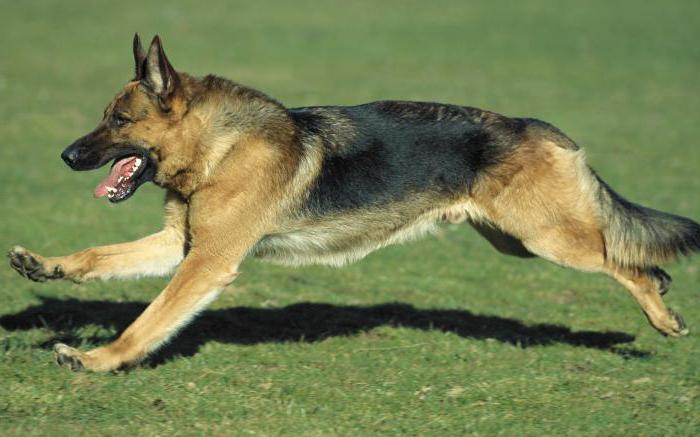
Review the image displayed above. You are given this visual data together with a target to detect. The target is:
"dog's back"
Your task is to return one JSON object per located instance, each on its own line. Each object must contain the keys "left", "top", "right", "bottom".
{"left": 292, "top": 101, "right": 521, "bottom": 211}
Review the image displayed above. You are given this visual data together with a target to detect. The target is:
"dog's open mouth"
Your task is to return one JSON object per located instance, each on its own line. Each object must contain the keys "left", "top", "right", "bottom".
{"left": 94, "top": 154, "right": 150, "bottom": 203}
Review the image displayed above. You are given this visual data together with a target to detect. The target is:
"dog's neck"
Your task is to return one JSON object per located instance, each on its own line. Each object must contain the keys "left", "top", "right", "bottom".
{"left": 155, "top": 74, "right": 296, "bottom": 198}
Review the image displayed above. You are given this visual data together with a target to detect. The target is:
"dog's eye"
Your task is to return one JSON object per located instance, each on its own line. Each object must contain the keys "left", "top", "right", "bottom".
{"left": 112, "top": 113, "right": 131, "bottom": 128}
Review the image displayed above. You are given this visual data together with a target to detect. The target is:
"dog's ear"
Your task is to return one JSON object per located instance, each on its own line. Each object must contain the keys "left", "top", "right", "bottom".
{"left": 141, "top": 35, "right": 179, "bottom": 105}
{"left": 133, "top": 33, "right": 146, "bottom": 80}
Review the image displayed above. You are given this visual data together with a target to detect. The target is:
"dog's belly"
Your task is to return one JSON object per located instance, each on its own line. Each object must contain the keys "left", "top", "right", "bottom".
{"left": 250, "top": 200, "right": 485, "bottom": 267}
{"left": 250, "top": 214, "right": 440, "bottom": 267}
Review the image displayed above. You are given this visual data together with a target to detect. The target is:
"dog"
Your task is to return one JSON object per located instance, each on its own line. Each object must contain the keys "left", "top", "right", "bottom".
{"left": 8, "top": 34, "right": 700, "bottom": 371}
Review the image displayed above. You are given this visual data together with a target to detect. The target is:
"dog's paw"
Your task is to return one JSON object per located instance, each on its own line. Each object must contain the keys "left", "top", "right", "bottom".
{"left": 8, "top": 246, "right": 63, "bottom": 282}
{"left": 54, "top": 343, "right": 85, "bottom": 371}
{"left": 651, "top": 308, "right": 690, "bottom": 338}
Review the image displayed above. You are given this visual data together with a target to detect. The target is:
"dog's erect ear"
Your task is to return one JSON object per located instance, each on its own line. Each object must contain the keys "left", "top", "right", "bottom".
{"left": 133, "top": 33, "right": 146, "bottom": 80}
{"left": 141, "top": 35, "right": 179, "bottom": 101}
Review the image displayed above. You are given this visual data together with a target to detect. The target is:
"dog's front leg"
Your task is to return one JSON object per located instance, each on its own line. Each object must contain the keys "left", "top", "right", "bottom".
{"left": 51, "top": 180, "right": 276, "bottom": 371}
{"left": 53, "top": 247, "right": 242, "bottom": 371}
{"left": 8, "top": 230, "right": 185, "bottom": 283}
{"left": 8, "top": 191, "right": 187, "bottom": 282}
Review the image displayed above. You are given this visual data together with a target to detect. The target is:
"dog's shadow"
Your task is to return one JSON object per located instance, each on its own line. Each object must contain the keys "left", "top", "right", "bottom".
{"left": 0, "top": 296, "right": 650, "bottom": 366}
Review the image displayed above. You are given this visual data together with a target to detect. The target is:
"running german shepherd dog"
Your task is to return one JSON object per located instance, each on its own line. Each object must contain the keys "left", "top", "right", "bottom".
{"left": 8, "top": 34, "right": 700, "bottom": 371}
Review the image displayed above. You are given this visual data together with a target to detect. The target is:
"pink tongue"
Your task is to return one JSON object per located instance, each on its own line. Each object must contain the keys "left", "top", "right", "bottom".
{"left": 94, "top": 156, "right": 138, "bottom": 198}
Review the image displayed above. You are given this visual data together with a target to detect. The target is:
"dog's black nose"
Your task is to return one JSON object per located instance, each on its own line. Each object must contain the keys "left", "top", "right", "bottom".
{"left": 61, "top": 148, "right": 79, "bottom": 167}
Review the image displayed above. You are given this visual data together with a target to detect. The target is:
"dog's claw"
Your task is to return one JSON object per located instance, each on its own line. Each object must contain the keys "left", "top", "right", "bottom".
{"left": 669, "top": 309, "right": 689, "bottom": 336}
{"left": 54, "top": 343, "right": 85, "bottom": 371}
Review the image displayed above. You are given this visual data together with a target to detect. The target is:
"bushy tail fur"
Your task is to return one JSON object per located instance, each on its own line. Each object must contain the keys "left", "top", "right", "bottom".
{"left": 595, "top": 173, "right": 700, "bottom": 268}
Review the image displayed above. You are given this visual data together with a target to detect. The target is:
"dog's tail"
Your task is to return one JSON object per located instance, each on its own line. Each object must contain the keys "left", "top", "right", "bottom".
{"left": 595, "top": 173, "right": 700, "bottom": 268}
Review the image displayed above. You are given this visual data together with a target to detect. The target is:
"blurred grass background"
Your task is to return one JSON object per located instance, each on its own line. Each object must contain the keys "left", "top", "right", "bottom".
{"left": 1, "top": 0, "right": 699, "bottom": 434}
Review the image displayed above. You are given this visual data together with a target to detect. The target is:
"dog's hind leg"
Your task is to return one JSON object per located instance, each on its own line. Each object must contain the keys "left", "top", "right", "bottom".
{"left": 8, "top": 191, "right": 187, "bottom": 282}
{"left": 517, "top": 222, "right": 686, "bottom": 335}
{"left": 510, "top": 201, "right": 690, "bottom": 338}
{"left": 476, "top": 138, "right": 690, "bottom": 336}
{"left": 608, "top": 267, "right": 687, "bottom": 336}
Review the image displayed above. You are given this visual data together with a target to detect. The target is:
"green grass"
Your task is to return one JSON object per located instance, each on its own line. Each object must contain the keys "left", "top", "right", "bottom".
{"left": 1, "top": 0, "right": 699, "bottom": 434}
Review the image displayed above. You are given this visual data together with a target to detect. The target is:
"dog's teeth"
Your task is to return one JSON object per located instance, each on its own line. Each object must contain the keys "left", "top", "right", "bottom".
{"left": 135, "top": 158, "right": 142, "bottom": 166}
{"left": 118, "top": 176, "right": 123, "bottom": 183}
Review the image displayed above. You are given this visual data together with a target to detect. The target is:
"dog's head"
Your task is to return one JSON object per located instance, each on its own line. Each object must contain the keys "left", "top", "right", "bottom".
{"left": 61, "top": 34, "right": 191, "bottom": 203}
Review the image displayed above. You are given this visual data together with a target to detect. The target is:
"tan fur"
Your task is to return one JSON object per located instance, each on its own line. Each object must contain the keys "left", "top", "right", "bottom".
{"left": 465, "top": 141, "right": 605, "bottom": 270}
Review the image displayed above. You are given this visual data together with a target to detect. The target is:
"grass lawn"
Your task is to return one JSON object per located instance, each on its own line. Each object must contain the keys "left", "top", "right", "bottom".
{"left": 1, "top": 0, "right": 699, "bottom": 434}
